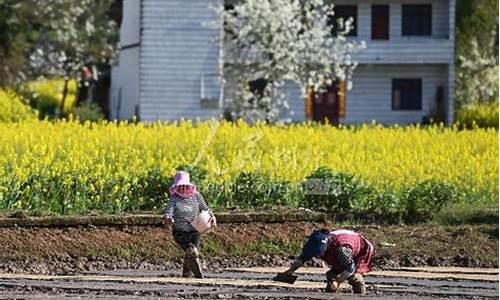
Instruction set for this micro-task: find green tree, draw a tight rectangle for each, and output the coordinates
[0,1,35,86]
[0,0,119,99]
[455,0,499,106]
[27,0,118,114]
[456,0,498,53]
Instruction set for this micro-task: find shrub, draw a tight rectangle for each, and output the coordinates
[19,78,77,118]
[72,102,105,122]
[128,165,211,211]
[301,166,376,214]
[356,191,404,224]
[200,181,231,208]
[433,202,498,225]
[230,171,300,209]
[0,89,38,122]
[456,101,499,129]
[132,167,171,211]
[402,180,461,223]
[231,171,269,208]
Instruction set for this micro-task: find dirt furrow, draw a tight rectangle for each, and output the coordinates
[0,267,497,300]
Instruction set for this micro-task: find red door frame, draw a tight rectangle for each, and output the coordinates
[311,84,340,125]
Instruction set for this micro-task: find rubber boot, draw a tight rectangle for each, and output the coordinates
[324,281,336,293]
[348,273,366,294]
[181,258,193,278]
[185,246,203,279]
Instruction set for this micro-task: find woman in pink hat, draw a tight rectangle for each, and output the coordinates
[164,171,216,278]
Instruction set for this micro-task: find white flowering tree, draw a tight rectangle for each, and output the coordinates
[219,0,365,123]
[456,34,499,106]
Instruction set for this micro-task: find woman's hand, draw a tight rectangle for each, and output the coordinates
[162,215,174,226]
[282,268,294,275]
[210,215,217,227]
[325,280,339,293]
[284,259,303,275]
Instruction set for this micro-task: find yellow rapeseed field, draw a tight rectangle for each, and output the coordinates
[0,119,497,212]
[25,79,78,114]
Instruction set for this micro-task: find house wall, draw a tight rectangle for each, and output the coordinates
[139,0,223,121]
[330,0,450,39]
[276,64,449,124]
[109,0,141,120]
[446,0,456,124]
[330,0,455,123]
[343,64,449,124]
[282,81,306,121]
[222,69,306,121]
[341,0,453,64]
[120,0,141,46]
[110,48,140,119]
[223,0,454,65]
[124,0,454,124]
[224,0,455,124]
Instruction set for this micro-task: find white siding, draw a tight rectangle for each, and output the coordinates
[140,0,223,121]
[224,0,455,124]
[222,70,305,121]
[342,64,449,124]
[224,0,453,64]
[282,81,306,121]
[329,0,453,64]
[355,40,453,64]
[331,0,449,38]
[120,0,141,46]
[128,0,454,124]
[337,0,454,124]
[110,0,141,120]
[281,65,449,124]
[446,0,455,124]
[110,48,140,119]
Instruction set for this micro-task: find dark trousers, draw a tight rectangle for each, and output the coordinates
[172,228,202,278]
[172,228,200,251]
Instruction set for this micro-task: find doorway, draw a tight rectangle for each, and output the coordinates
[312,84,340,125]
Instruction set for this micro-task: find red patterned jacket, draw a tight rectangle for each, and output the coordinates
[322,229,374,274]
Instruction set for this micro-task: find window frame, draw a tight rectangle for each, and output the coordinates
[391,78,423,111]
[330,5,358,37]
[371,4,390,40]
[402,4,432,36]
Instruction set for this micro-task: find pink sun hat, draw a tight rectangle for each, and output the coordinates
[169,171,197,196]
[172,171,196,187]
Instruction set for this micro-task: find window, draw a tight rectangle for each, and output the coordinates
[372,5,389,40]
[402,5,432,36]
[392,79,422,110]
[248,78,268,97]
[329,5,357,37]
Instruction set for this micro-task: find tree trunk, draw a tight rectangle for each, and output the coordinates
[60,77,69,117]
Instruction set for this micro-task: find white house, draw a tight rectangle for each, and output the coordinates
[110,0,455,124]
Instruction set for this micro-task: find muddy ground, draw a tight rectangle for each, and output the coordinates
[0,221,498,299]
[0,267,497,299]
[0,222,497,275]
